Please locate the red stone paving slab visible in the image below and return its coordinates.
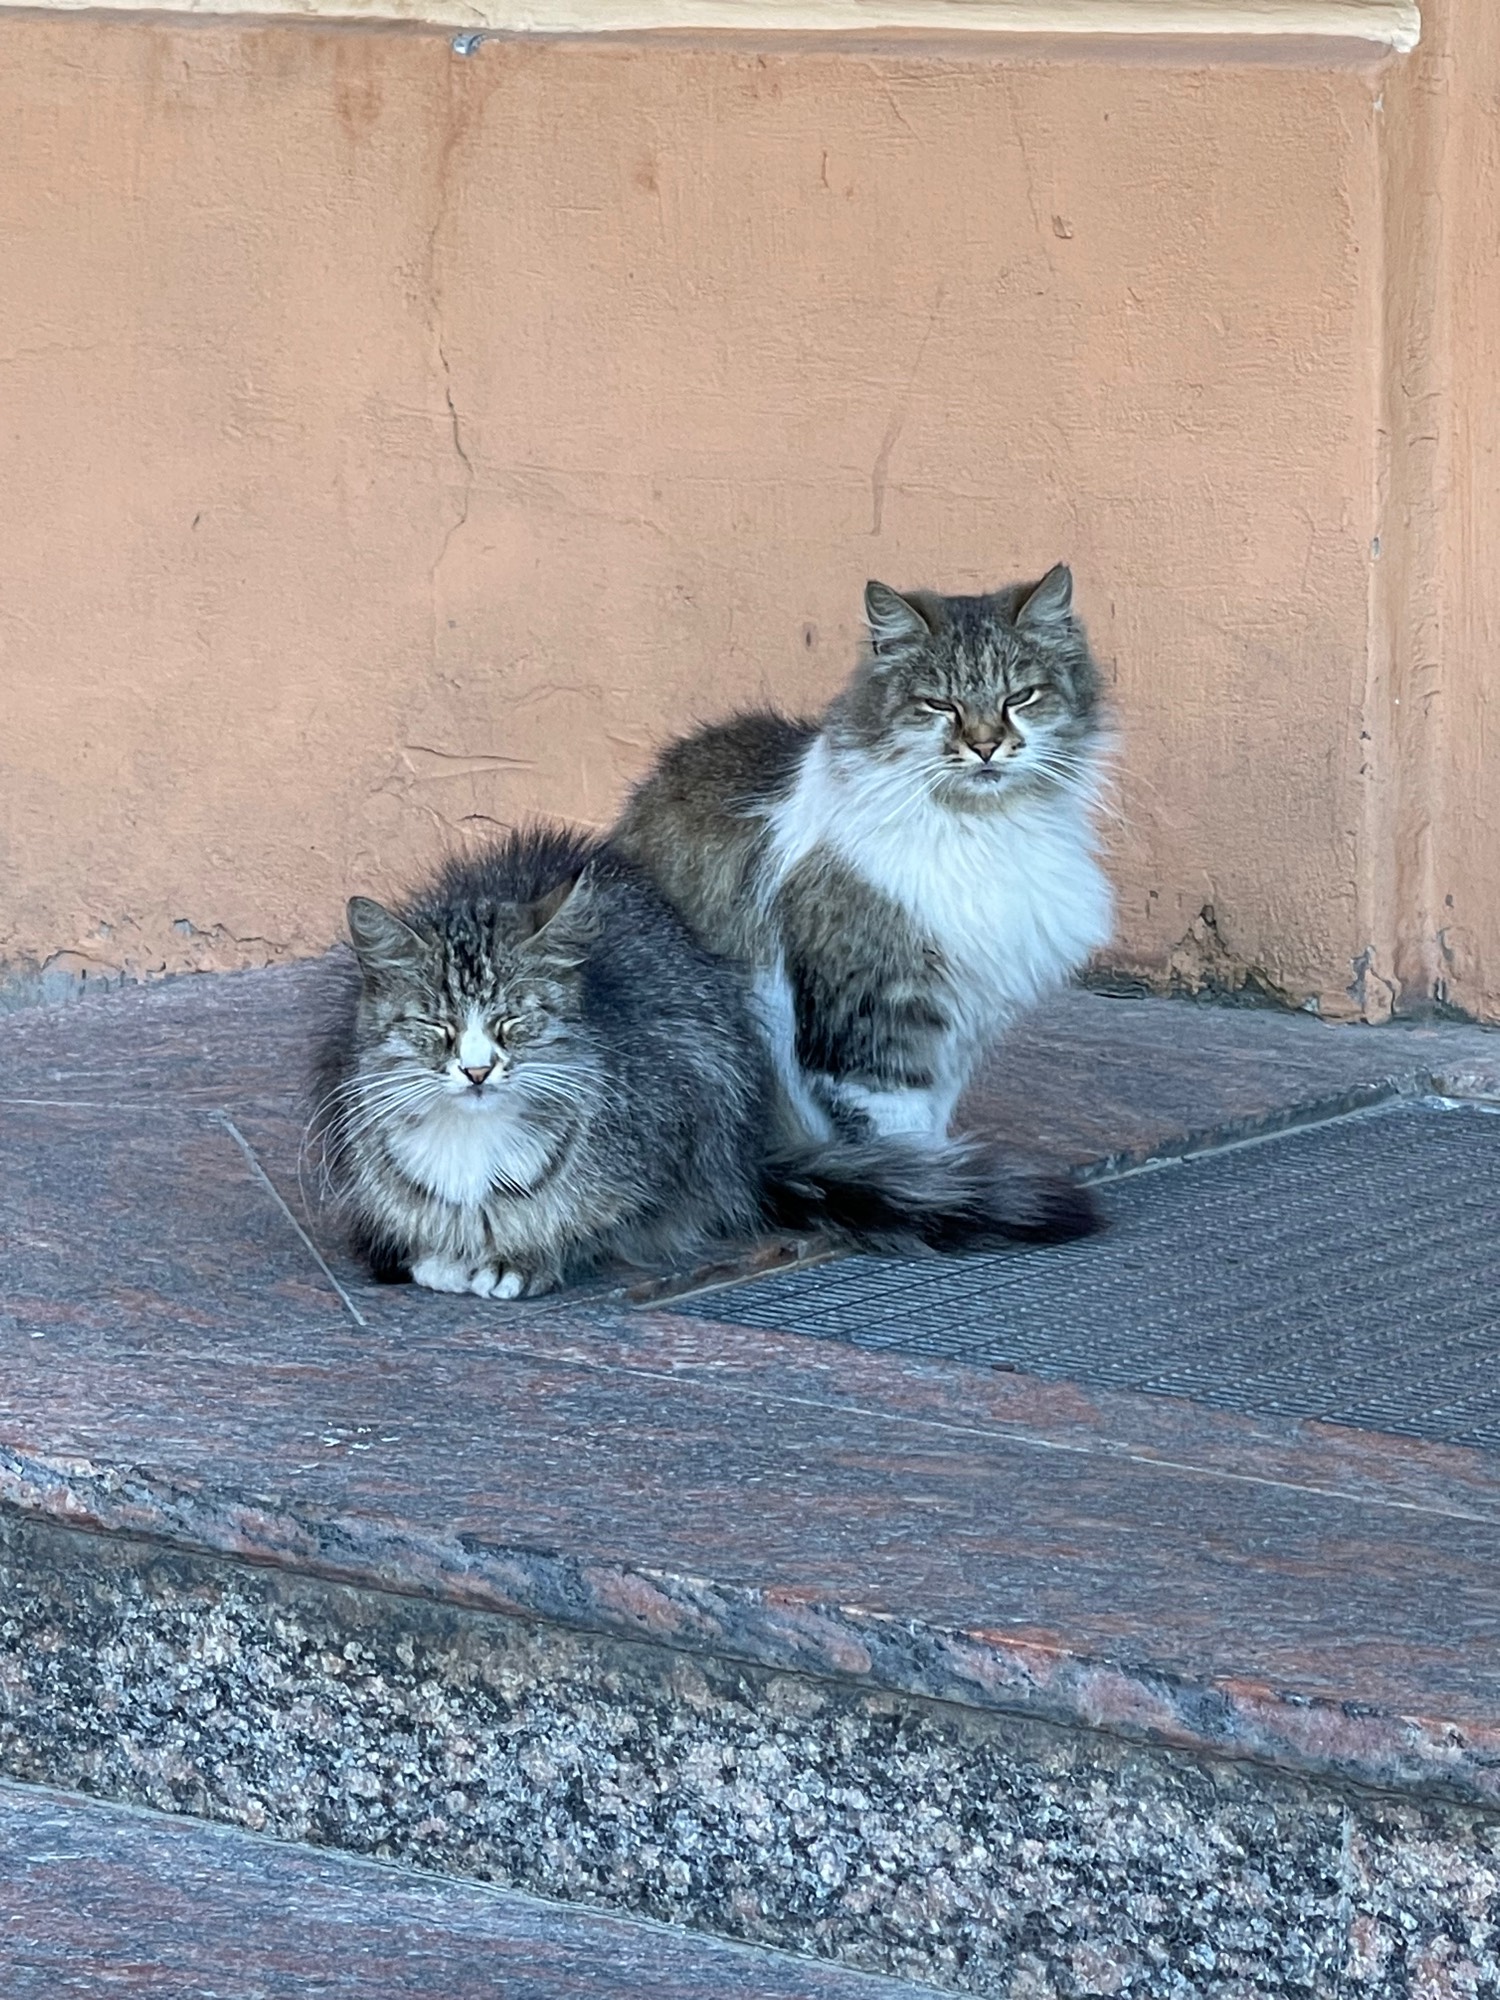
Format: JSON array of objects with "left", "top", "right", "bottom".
[
  {"left": 5, "top": 1099, "right": 1500, "bottom": 1806},
  {"left": 4, "top": 954, "right": 1498, "bottom": 1160},
  {"left": 3, "top": 968, "right": 1500, "bottom": 1808},
  {"left": 969, "top": 986, "right": 1500, "bottom": 1170},
  {"left": 0, "top": 1779, "right": 942, "bottom": 1998}
]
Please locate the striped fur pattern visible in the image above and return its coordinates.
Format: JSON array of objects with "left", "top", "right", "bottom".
[
  {"left": 310, "top": 825, "right": 768, "bottom": 1297},
  {"left": 613, "top": 565, "right": 1114, "bottom": 1150},
  {"left": 311, "top": 819, "right": 1100, "bottom": 1297}
]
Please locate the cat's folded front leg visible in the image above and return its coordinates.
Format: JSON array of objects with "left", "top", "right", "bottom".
[{"left": 788, "top": 944, "right": 957, "bottom": 1144}]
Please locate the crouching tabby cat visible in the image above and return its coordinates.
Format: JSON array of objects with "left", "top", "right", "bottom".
[
  {"left": 613, "top": 565, "right": 1113, "bottom": 1150},
  {"left": 312, "top": 823, "right": 1096, "bottom": 1300},
  {"left": 311, "top": 825, "right": 768, "bottom": 1297}
]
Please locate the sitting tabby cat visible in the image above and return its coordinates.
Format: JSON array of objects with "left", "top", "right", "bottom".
[
  {"left": 613, "top": 564, "right": 1112, "bottom": 1149},
  {"left": 312, "top": 823, "right": 1096, "bottom": 1299}
]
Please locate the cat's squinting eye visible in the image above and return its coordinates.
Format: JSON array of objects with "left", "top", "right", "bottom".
[
  {"left": 1007, "top": 687, "right": 1043, "bottom": 709},
  {"left": 496, "top": 1017, "right": 524, "bottom": 1046},
  {"left": 404, "top": 1019, "right": 450, "bottom": 1045},
  {"left": 918, "top": 699, "right": 957, "bottom": 716}
]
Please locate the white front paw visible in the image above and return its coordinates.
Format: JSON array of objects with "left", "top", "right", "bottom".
[
  {"left": 411, "top": 1255, "right": 475, "bottom": 1295},
  {"left": 469, "top": 1266, "right": 526, "bottom": 1300}
]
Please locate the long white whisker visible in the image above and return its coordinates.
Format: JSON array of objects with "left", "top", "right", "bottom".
[
  {"left": 511, "top": 1065, "right": 604, "bottom": 1115},
  {"left": 865, "top": 763, "right": 945, "bottom": 841},
  {"left": 333, "top": 1080, "right": 442, "bottom": 1128},
  {"left": 303, "top": 1075, "right": 444, "bottom": 1174},
  {"left": 1023, "top": 756, "right": 1121, "bottom": 819},
  {"left": 335, "top": 1090, "right": 443, "bottom": 1147},
  {"left": 514, "top": 1066, "right": 587, "bottom": 1094},
  {"left": 306, "top": 1070, "right": 432, "bottom": 1131}
]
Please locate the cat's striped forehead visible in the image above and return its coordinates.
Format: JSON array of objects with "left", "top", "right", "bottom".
[
  {"left": 910, "top": 594, "right": 1073, "bottom": 701},
  {"left": 831, "top": 574, "right": 1104, "bottom": 766},
  {"left": 374, "top": 910, "right": 540, "bottom": 1020},
  {"left": 430, "top": 937, "right": 511, "bottom": 1014}
]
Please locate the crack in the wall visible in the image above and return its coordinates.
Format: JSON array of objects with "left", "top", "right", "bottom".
[
  {"left": 1088, "top": 905, "right": 1311, "bottom": 1014},
  {"left": 424, "top": 75, "right": 477, "bottom": 659},
  {"left": 434, "top": 331, "right": 474, "bottom": 579},
  {"left": 0, "top": 924, "right": 298, "bottom": 1012},
  {"left": 870, "top": 289, "right": 943, "bottom": 537}
]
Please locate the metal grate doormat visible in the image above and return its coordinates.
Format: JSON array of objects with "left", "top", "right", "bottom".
[{"left": 668, "top": 1101, "right": 1500, "bottom": 1449}]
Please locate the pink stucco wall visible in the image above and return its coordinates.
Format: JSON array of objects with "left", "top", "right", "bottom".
[{"left": 1, "top": 16, "right": 1492, "bottom": 1015}]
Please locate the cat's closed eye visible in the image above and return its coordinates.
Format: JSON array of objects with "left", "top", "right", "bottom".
[
  {"left": 917, "top": 698, "right": 957, "bottom": 716},
  {"left": 402, "top": 1018, "right": 452, "bottom": 1052}
]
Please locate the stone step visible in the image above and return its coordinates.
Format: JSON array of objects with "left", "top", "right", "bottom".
[
  {"left": 0, "top": 1778, "right": 946, "bottom": 1997},
  {"left": 2, "top": 965, "right": 1499, "bottom": 1994}
]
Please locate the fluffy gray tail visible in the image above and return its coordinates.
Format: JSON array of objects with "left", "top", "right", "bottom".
[{"left": 762, "top": 1135, "right": 1100, "bottom": 1255}]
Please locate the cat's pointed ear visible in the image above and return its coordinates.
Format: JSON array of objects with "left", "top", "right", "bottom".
[
  {"left": 519, "top": 874, "right": 591, "bottom": 963},
  {"left": 523, "top": 874, "right": 583, "bottom": 937},
  {"left": 1015, "top": 563, "right": 1074, "bottom": 631},
  {"left": 346, "top": 897, "right": 429, "bottom": 981},
  {"left": 864, "top": 581, "right": 932, "bottom": 663}
]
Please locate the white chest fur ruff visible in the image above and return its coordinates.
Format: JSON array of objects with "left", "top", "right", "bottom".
[
  {"left": 387, "top": 1098, "right": 555, "bottom": 1208},
  {"left": 761, "top": 736, "right": 1112, "bottom": 1133}
]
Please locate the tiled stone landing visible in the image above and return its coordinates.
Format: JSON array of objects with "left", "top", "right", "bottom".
[{"left": 2, "top": 964, "right": 1499, "bottom": 1996}]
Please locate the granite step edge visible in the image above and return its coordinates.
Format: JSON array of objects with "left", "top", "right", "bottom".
[
  {"left": 5, "top": 1443, "right": 1498, "bottom": 1815},
  {"left": 0, "top": 1776, "right": 952, "bottom": 2000},
  {"left": 9, "top": 1500, "right": 1500, "bottom": 2000}
]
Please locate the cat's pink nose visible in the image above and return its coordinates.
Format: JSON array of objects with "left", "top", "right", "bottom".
[
  {"left": 461, "top": 1062, "right": 495, "bottom": 1087},
  {"left": 970, "top": 741, "right": 998, "bottom": 763}
]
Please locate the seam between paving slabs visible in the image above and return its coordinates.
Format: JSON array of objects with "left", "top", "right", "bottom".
[
  {"left": 1078, "top": 1079, "right": 1436, "bottom": 1183},
  {"left": 214, "top": 1112, "right": 368, "bottom": 1328},
  {"left": 352, "top": 1334, "right": 1500, "bottom": 1527}
]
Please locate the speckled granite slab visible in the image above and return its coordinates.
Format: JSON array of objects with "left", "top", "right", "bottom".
[
  {"left": 0, "top": 1778, "right": 949, "bottom": 1999},
  {"left": 4, "top": 1514, "right": 1499, "bottom": 1998},
  {"left": 3, "top": 968, "right": 1500, "bottom": 1993}
]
